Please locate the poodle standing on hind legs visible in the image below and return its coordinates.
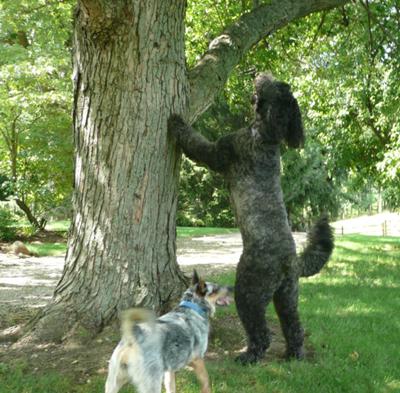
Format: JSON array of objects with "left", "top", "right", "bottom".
[{"left": 168, "top": 73, "right": 334, "bottom": 364}]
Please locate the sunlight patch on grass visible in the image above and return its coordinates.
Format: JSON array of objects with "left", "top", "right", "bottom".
[
  {"left": 384, "top": 379, "right": 400, "bottom": 391},
  {"left": 27, "top": 242, "right": 67, "bottom": 257},
  {"left": 335, "top": 239, "right": 367, "bottom": 251},
  {"left": 45, "top": 220, "right": 70, "bottom": 232},
  {"left": 340, "top": 303, "right": 379, "bottom": 315}
]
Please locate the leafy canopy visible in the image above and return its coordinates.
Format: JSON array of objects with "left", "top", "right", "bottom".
[{"left": 0, "top": 0, "right": 74, "bottom": 223}]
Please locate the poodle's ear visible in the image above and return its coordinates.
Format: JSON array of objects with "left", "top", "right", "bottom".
[
  {"left": 286, "top": 95, "right": 304, "bottom": 149},
  {"left": 271, "top": 82, "right": 304, "bottom": 148}
]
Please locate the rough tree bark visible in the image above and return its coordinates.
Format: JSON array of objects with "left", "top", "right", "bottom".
[
  {"left": 21, "top": 0, "right": 349, "bottom": 343},
  {"left": 27, "top": 0, "right": 188, "bottom": 342}
]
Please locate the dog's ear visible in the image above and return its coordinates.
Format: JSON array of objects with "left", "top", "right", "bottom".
[
  {"left": 286, "top": 95, "right": 304, "bottom": 148},
  {"left": 192, "top": 269, "right": 200, "bottom": 285},
  {"left": 273, "top": 82, "right": 304, "bottom": 148},
  {"left": 196, "top": 279, "right": 207, "bottom": 297},
  {"left": 192, "top": 269, "right": 207, "bottom": 296}
]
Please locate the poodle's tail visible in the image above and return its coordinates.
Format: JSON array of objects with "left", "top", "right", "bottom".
[
  {"left": 120, "top": 308, "right": 155, "bottom": 344},
  {"left": 299, "top": 216, "right": 334, "bottom": 277}
]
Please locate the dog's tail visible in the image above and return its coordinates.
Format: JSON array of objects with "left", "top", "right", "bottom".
[
  {"left": 120, "top": 308, "right": 155, "bottom": 343},
  {"left": 298, "top": 216, "right": 334, "bottom": 277}
]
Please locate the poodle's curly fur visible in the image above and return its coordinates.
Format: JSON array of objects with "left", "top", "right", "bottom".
[{"left": 168, "top": 73, "right": 334, "bottom": 364}]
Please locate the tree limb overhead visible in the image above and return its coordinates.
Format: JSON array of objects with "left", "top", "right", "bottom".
[{"left": 188, "top": 0, "right": 351, "bottom": 122}]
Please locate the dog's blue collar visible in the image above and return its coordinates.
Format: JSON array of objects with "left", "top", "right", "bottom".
[{"left": 179, "top": 301, "right": 207, "bottom": 317}]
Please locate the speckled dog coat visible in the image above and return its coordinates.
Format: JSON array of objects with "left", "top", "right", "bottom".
[{"left": 105, "top": 271, "right": 232, "bottom": 392}]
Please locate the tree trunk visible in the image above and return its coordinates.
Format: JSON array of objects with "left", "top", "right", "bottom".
[
  {"left": 15, "top": 199, "right": 42, "bottom": 229},
  {"left": 27, "top": 0, "right": 188, "bottom": 342},
  {"left": 8, "top": 117, "right": 44, "bottom": 230}
]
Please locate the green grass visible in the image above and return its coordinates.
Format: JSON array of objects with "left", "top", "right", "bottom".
[
  {"left": 26, "top": 242, "right": 67, "bottom": 257},
  {"left": 44, "top": 220, "right": 239, "bottom": 237},
  {"left": 45, "top": 220, "right": 70, "bottom": 232},
  {"left": 1, "top": 235, "right": 399, "bottom": 392},
  {"left": 177, "top": 226, "right": 238, "bottom": 237},
  {"left": 44, "top": 220, "right": 238, "bottom": 238},
  {"left": 176, "top": 235, "right": 400, "bottom": 393}
]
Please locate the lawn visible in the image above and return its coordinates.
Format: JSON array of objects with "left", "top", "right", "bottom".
[
  {"left": 26, "top": 241, "right": 68, "bottom": 257},
  {"left": 1, "top": 234, "right": 399, "bottom": 392},
  {"left": 44, "top": 220, "right": 238, "bottom": 237},
  {"left": 177, "top": 226, "right": 239, "bottom": 237}
]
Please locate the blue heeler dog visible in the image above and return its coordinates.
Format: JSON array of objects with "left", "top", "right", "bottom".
[
  {"left": 168, "top": 73, "right": 334, "bottom": 364},
  {"left": 105, "top": 270, "right": 232, "bottom": 393}
]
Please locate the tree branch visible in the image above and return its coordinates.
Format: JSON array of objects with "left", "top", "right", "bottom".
[
  {"left": 358, "top": 0, "right": 390, "bottom": 146},
  {"left": 0, "top": 113, "right": 21, "bottom": 154},
  {"left": 359, "top": 0, "right": 396, "bottom": 52},
  {"left": 78, "top": 0, "right": 105, "bottom": 19},
  {"left": 188, "top": 0, "right": 351, "bottom": 122},
  {"left": 0, "top": 128, "right": 12, "bottom": 152}
]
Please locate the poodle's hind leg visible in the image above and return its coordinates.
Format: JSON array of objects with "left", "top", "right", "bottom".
[
  {"left": 234, "top": 267, "right": 275, "bottom": 364},
  {"left": 273, "top": 276, "right": 305, "bottom": 360}
]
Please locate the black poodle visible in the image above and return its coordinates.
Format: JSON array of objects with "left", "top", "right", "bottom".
[{"left": 168, "top": 73, "right": 334, "bottom": 364}]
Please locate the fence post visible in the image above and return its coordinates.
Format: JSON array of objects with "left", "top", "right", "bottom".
[{"left": 382, "top": 221, "right": 387, "bottom": 237}]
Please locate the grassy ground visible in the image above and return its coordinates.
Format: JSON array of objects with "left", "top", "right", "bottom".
[
  {"left": 1, "top": 234, "right": 399, "bottom": 392},
  {"left": 45, "top": 220, "right": 71, "bottom": 232},
  {"left": 177, "top": 226, "right": 238, "bottom": 237},
  {"left": 26, "top": 241, "right": 67, "bottom": 257},
  {"left": 44, "top": 219, "right": 238, "bottom": 237}
]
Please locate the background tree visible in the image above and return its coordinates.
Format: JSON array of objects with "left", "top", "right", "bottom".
[
  {"left": 180, "top": 0, "right": 400, "bottom": 227},
  {"left": 255, "top": 0, "right": 400, "bottom": 211},
  {"left": 0, "top": 0, "right": 73, "bottom": 228},
  {"left": 177, "top": 97, "right": 245, "bottom": 228}
]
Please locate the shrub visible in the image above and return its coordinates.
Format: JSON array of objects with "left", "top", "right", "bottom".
[{"left": 0, "top": 207, "right": 18, "bottom": 241}]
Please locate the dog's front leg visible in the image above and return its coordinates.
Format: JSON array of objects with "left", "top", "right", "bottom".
[
  {"left": 164, "top": 370, "right": 176, "bottom": 393},
  {"left": 191, "top": 358, "right": 211, "bottom": 393}
]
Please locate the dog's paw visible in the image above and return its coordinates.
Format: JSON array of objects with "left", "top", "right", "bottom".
[
  {"left": 285, "top": 347, "right": 305, "bottom": 361},
  {"left": 167, "top": 114, "right": 186, "bottom": 136},
  {"left": 235, "top": 351, "right": 263, "bottom": 365}
]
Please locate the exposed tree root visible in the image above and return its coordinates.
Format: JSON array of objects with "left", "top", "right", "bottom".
[{"left": 0, "top": 325, "right": 23, "bottom": 343}]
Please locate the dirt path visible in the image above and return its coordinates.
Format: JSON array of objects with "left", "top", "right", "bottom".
[
  {"left": 0, "top": 233, "right": 309, "bottom": 381},
  {"left": 0, "top": 232, "right": 306, "bottom": 330},
  {"left": 2, "top": 211, "right": 398, "bottom": 323},
  {"left": 331, "top": 212, "right": 400, "bottom": 236}
]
